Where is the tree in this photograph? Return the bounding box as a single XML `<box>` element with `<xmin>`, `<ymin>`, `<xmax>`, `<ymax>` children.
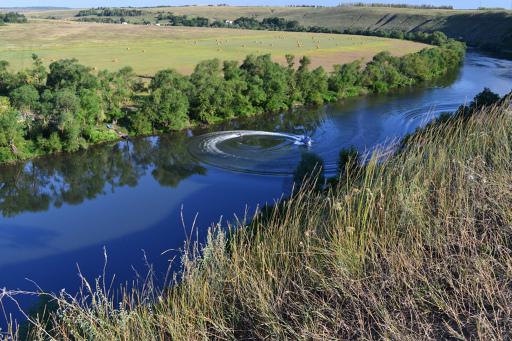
<box><xmin>220</xmin><ymin>61</ymin><xmax>253</xmax><ymax>117</ymax></box>
<box><xmin>362</xmin><ymin>52</ymin><xmax>410</xmax><ymax>93</ymax></box>
<box><xmin>98</xmin><ymin>67</ymin><xmax>136</xmax><ymax>122</ymax></box>
<box><xmin>296</xmin><ymin>56</ymin><xmax>329</xmax><ymax>105</ymax></box>
<box><xmin>0</xmin><ymin>96</ymin><xmax>11</xmax><ymax>115</ymax></box>
<box><xmin>189</xmin><ymin>59</ymin><xmax>225</xmax><ymax>123</ymax></box>
<box><xmin>0</xmin><ymin>60</ymin><xmax>14</xmax><ymax>95</ymax></box>
<box><xmin>10</xmin><ymin>84</ymin><xmax>40</xmax><ymax>113</ymax></box>
<box><xmin>399</xmin><ymin>52</ymin><xmax>431</xmax><ymax>82</ymax></box>
<box><xmin>241</xmin><ymin>54</ymin><xmax>291</xmax><ymax>113</ymax></box>
<box><xmin>78</xmin><ymin>88</ymin><xmax>105</xmax><ymax>126</ymax></box>
<box><xmin>470</xmin><ymin>87</ymin><xmax>501</xmax><ymax>110</ymax></box>
<box><xmin>285</xmin><ymin>54</ymin><xmax>295</xmax><ymax>69</ymax></box>
<box><xmin>144</xmin><ymin>69</ymin><xmax>191</xmax><ymax>130</ymax></box>
<box><xmin>46</xmin><ymin>59</ymin><xmax>97</xmax><ymax>90</ymax></box>
<box><xmin>457</xmin><ymin>88</ymin><xmax>502</xmax><ymax>117</ymax></box>
<box><xmin>329</xmin><ymin>61</ymin><xmax>364</xmax><ymax>98</ymax></box>
<box><xmin>41</xmin><ymin>87</ymin><xmax>84</xmax><ymax>152</ymax></box>
<box><xmin>28</xmin><ymin>54</ymin><xmax>48</xmax><ymax>89</ymax></box>
<box><xmin>431</xmin><ymin>31</ymin><xmax>449</xmax><ymax>46</ymax></box>
<box><xmin>0</xmin><ymin>109</ymin><xmax>25</xmax><ymax>159</ymax></box>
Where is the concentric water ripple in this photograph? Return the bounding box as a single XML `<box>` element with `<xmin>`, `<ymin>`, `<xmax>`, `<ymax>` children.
<box><xmin>188</xmin><ymin>130</ymin><xmax>332</xmax><ymax>175</ymax></box>
<box><xmin>403</xmin><ymin>103</ymin><xmax>460</xmax><ymax>120</ymax></box>
<box><xmin>188</xmin><ymin>101</ymin><xmax>462</xmax><ymax>175</ymax></box>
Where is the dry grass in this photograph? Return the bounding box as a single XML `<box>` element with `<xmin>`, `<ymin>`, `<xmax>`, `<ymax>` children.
<box><xmin>0</xmin><ymin>21</ymin><xmax>428</xmax><ymax>75</ymax></box>
<box><xmin>3</xmin><ymin>100</ymin><xmax>512</xmax><ymax>340</ymax></box>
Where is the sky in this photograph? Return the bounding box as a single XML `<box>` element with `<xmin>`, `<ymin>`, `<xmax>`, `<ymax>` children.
<box><xmin>0</xmin><ymin>0</ymin><xmax>511</xmax><ymax>9</ymax></box>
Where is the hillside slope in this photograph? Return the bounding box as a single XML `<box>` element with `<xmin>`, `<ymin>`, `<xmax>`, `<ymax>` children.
<box><xmin>163</xmin><ymin>6</ymin><xmax>512</xmax><ymax>52</ymax></box>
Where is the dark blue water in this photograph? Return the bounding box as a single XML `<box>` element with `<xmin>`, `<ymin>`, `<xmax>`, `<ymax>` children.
<box><xmin>0</xmin><ymin>51</ymin><xmax>511</xmax><ymax>321</ymax></box>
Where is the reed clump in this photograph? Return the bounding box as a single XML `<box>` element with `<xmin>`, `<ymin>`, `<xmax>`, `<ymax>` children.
<box><xmin>8</xmin><ymin>100</ymin><xmax>512</xmax><ymax>340</ymax></box>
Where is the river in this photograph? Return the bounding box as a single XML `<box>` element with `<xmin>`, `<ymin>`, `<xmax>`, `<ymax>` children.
<box><xmin>0</xmin><ymin>51</ymin><xmax>511</xmax><ymax>320</ymax></box>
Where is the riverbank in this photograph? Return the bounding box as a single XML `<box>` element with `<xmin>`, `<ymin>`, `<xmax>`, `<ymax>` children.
<box><xmin>0</xmin><ymin>34</ymin><xmax>465</xmax><ymax>165</ymax></box>
<box><xmin>11</xmin><ymin>96</ymin><xmax>512</xmax><ymax>340</ymax></box>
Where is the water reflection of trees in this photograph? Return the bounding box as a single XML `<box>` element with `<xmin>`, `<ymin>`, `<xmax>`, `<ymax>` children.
<box><xmin>0</xmin><ymin>132</ymin><xmax>206</xmax><ymax>217</ymax></box>
<box><xmin>199</xmin><ymin>105</ymin><xmax>326</xmax><ymax>137</ymax></box>
<box><xmin>0</xmin><ymin>106</ymin><xmax>326</xmax><ymax>217</ymax></box>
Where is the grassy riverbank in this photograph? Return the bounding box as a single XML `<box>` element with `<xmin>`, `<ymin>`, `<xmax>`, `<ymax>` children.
<box><xmin>8</xmin><ymin>98</ymin><xmax>512</xmax><ymax>340</ymax></box>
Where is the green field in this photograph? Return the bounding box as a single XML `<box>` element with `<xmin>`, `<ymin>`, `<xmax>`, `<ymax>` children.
<box><xmin>18</xmin><ymin>5</ymin><xmax>512</xmax><ymax>52</ymax></box>
<box><xmin>0</xmin><ymin>21</ymin><xmax>428</xmax><ymax>75</ymax></box>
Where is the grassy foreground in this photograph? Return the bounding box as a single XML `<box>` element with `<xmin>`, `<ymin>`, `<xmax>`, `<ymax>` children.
<box><xmin>6</xmin><ymin>99</ymin><xmax>512</xmax><ymax>339</ymax></box>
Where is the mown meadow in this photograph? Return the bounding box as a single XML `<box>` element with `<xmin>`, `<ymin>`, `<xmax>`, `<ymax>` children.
<box><xmin>0</xmin><ymin>21</ymin><xmax>429</xmax><ymax>75</ymax></box>
<box><xmin>22</xmin><ymin>5</ymin><xmax>512</xmax><ymax>53</ymax></box>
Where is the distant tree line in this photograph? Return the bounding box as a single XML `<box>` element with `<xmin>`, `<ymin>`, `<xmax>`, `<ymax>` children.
<box><xmin>477</xmin><ymin>7</ymin><xmax>506</xmax><ymax>10</ymax></box>
<box><xmin>339</xmin><ymin>3</ymin><xmax>454</xmax><ymax>10</ymax></box>
<box><xmin>76</xmin><ymin>17</ymin><xmax>121</xmax><ymax>24</ymax></box>
<box><xmin>286</xmin><ymin>4</ymin><xmax>324</xmax><ymax>7</ymax></box>
<box><xmin>75</xmin><ymin>7</ymin><xmax>147</xmax><ymax>17</ymax></box>
<box><xmin>0</xmin><ymin>35</ymin><xmax>464</xmax><ymax>163</ymax></box>
<box><xmin>0</xmin><ymin>12</ymin><xmax>27</xmax><ymax>24</ymax></box>
<box><xmin>156</xmin><ymin>13</ymin><xmax>210</xmax><ymax>27</ymax></box>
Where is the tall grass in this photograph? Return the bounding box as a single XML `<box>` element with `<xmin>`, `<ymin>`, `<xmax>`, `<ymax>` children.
<box><xmin>5</xmin><ymin>100</ymin><xmax>512</xmax><ymax>340</ymax></box>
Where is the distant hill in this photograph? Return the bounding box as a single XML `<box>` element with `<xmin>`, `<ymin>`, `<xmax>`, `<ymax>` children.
<box><xmin>0</xmin><ymin>7</ymin><xmax>70</xmax><ymax>13</ymax></box>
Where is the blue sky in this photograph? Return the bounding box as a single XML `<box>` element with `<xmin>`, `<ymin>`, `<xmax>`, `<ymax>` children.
<box><xmin>1</xmin><ymin>0</ymin><xmax>511</xmax><ymax>9</ymax></box>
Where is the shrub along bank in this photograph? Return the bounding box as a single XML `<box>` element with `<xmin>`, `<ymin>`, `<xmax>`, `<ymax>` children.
<box><xmin>0</xmin><ymin>12</ymin><xmax>27</xmax><ymax>25</ymax></box>
<box><xmin>0</xmin><ymin>33</ymin><xmax>465</xmax><ymax>164</ymax></box>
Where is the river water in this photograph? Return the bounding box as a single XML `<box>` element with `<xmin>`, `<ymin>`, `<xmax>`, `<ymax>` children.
<box><xmin>0</xmin><ymin>51</ymin><xmax>511</xmax><ymax>318</ymax></box>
